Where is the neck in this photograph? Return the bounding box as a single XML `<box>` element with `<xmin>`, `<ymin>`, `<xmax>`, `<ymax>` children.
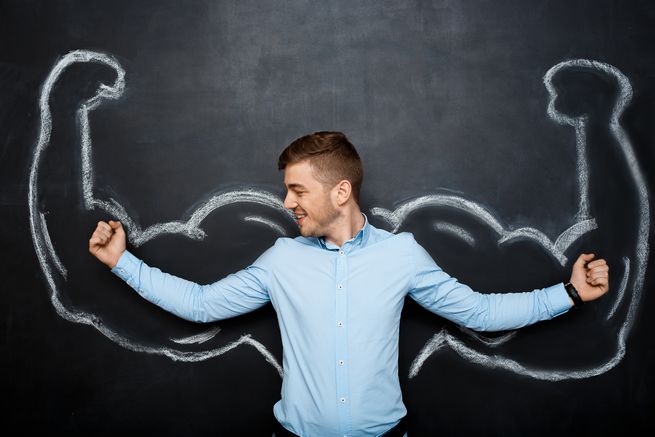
<box><xmin>324</xmin><ymin>208</ymin><xmax>365</xmax><ymax>247</ymax></box>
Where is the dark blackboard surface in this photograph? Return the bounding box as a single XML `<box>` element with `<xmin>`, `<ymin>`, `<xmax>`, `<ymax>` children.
<box><xmin>2</xmin><ymin>0</ymin><xmax>655</xmax><ymax>435</ymax></box>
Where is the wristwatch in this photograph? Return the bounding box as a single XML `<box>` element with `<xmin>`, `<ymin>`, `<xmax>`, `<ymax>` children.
<box><xmin>564</xmin><ymin>282</ymin><xmax>584</xmax><ymax>308</ymax></box>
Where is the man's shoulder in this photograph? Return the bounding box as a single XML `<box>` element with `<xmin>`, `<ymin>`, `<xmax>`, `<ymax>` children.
<box><xmin>366</xmin><ymin>222</ymin><xmax>418</xmax><ymax>248</ymax></box>
<box><xmin>252</xmin><ymin>236</ymin><xmax>308</xmax><ymax>265</ymax></box>
<box><xmin>276</xmin><ymin>235</ymin><xmax>318</xmax><ymax>249</ymax></box>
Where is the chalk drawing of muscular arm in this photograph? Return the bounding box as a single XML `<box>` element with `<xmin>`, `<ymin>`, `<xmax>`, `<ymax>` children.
<box><xmin>29</xmin><ymin>50</ymin><xmax>297</xmax><ymax>376</ymax></box>
<box><xmin>371</xmin><ymin>59</ymin><xmax>649</xmax><ymax>381</ymax></box>
<box><xmin>29</xmin><ymin>51</ymin><xmax>648</xmax><ymax>382</ymax></box>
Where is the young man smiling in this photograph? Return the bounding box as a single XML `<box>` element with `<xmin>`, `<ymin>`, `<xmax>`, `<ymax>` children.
<box><xmin>280</xmin><ymin>132</ymin><xmax>364</xmax><ymax>247</ymax></box>
<box><xmin>89</xmin><ymin>131</ymin><xmax>609</xmax><ymax>437</ymax></box>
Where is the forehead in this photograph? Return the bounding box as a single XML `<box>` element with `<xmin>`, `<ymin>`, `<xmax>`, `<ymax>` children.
<box><xmin>283</xmin><ymin>160</ymin><xmax>321</xmax><ymax>188</ymax></box>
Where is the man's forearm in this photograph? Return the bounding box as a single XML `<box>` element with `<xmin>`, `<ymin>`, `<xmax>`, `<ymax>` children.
<box><xmin>111</xmin><ymin>250</ymin><xmax>215</xmax><ymax>322</ymax></box>
<box><xmin>466</xmin><ymin>282</ymin><xmax>573</xmax><ymax>332</ymax></box>
<box><xmin>111</xmin><ymin>249</ymin><xmax>272</xmax><ymax>323</ymax></box>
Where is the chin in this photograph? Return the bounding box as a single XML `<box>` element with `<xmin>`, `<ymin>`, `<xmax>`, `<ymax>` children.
<box><xmin>300</xmin><ymin>228</ymin><xmax>316</xmax><ymax>237</ymax></box>
<box><xmin>299</xmin><ymin>223</ymin><xmax>321</xmax><ymax>238</ymax></box>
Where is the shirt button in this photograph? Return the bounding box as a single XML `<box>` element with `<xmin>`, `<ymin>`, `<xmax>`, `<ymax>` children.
<box><xmin>337</xmin><ymin>284</ymin><xmax>343</xmax><ymax>290</ymax></box>
<box><xmin>338</xmin><ymin>359</ymin><xmax>344</xmax><ymax>366</ymax></box>
<box><xmin>340</xmin><ymin>397</ymin><xmax>346</xmax><ymax>403</ymax></box>
<box><xmin>339</xmin><ymin>250</ymin><xmax>345</xmax><ymax>255</ymax></box>
<box><xmin>337</xmin><ymin>321</ymin><xmax>343</xmax><ymax>327</ymax></box>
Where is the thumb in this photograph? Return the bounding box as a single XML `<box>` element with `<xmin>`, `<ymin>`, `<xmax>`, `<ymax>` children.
<box><xmin>108</xmin><ymin>220</ymin><xmax>122</xmax><ymax>229</ymax></box>
<box><xmin>576</xmin><ymin>253</ymin><xmax>595</xmax><ymax>266</ymax></box>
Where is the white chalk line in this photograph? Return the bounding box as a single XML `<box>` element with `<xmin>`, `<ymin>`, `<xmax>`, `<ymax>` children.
<box><xmin>244</xmin><ymin>215</ymin><xmax>287</xmax><ymax>236</ymax></box>
<box><xmin>388</xmin><ymin>59</ymin><xmax>649</xmax><ymax>381</ymax></box>
<box><xmin>372</xmin><ymin>194</ymin><xmax>591</xmax><ymax>266</ymax></box>
<box><xmin>432</xmin><ymin>221</ymin><xmax>475</xmax><ymax>247</ymax></box>
<box><xmin>409</xmin><ymin>329</ymin><xmax>625</xmax><ymax>381</ymax></box>
<box><xmin>170</xmin><ymin>326</ymin><xmax>222</xmax><ymax>345</ymax></box>
<box><xmin>553</xmin><ymin>219</ymin><xmax>597</xmax><ymax>253</ymax></box>
<box><xmin>39</xmin><ymin>211</ymin><xmax>67</xmax><ymax>279</ymax></box>
<box><xmin>456</xmin><ymin>326</ymin><xmax>518</xmax><ymax>347</ymax></box>
<box><xmin>90</xmin><ymin>190</ymin><xmax>292</xmax><ymax>247</ymax></box>
<box><xmin>29</xmin><ymin>49</ymin><xmax>286</xmax><ymax>375</ymax></box>
<box><xmin>607</xmin><ymin>257</ymin><xmax>630</xmax><ymax>321</ymax></box>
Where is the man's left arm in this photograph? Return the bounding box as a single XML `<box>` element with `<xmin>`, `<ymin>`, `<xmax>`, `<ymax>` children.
<box><xmin>407</xmin><ymin>237</ymin><xmax>609</xmax><ymax>332</ymax></box>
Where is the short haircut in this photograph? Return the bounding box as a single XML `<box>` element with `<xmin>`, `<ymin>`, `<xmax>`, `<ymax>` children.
<box><xmin>278</xmin><ymin>131</ymin><xmax>364</xmax><ymax>203</ymax></box>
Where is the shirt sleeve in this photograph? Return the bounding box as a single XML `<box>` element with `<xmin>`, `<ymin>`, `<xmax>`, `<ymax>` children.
<box><xmin>110</xmin><ymin>245</ymin><xmax>273</xmax><ymax>323</ymax></box>
<box><xmin>407</xmin><ymin>236</ymin><xmax>573</xmax><ymax>332</ymax></box>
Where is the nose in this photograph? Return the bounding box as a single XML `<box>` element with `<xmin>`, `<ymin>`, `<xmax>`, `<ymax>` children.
<box><xmin>283</xmin><ymin>191</ymin><xmax>297</xmax><ymax>210</ymax></box>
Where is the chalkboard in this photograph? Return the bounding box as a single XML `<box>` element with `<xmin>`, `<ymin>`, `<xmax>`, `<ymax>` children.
<box><xmin>2</xmin><ymin>0</ymin><xmax>654</xmax><ymax>435</ymax></box>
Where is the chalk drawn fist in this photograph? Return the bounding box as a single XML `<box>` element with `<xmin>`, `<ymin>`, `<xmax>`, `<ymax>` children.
<box><xmin>88</xmin><ymin>220</ymin><xmax>125</xmax><ymax>268</ymax></box>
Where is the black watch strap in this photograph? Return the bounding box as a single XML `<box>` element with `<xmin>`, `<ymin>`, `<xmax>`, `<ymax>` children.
<box><xmin>564</xmin><ymin>282</ymin><xmax>584</xmax><ymax>308</ymax></box>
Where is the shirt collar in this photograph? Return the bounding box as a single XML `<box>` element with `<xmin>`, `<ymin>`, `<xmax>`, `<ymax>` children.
<box><xmin>318</xmin><ymin>212</ymin><xmax>370</xmax><ymax>251</ymax></box>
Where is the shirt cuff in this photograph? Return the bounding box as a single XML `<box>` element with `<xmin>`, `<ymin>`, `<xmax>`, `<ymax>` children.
<box><xmin>110</xmin><ymin>250</ymin><xmax>141</xmax><ymax>284</ymax></box>
<box><xmin>546</xmin><ymin>282</ymin><xmax>574</xmax><ymax>318</ymax></box>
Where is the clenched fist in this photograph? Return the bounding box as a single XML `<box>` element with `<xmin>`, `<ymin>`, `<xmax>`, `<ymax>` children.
<box><xmin>569</xmin><ymin>253</ymin><xmax>609</xmax><ymax>302</ymax></box>
<box><xmin>89</xmin><ymin>220</ymin><xmax>126</xmax><ymax>268</ymax></box>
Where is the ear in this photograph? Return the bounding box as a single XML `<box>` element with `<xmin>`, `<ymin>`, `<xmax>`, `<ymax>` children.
<box><xmin>333</xmin><ymin>180</ymin><xmax>352</xmax><ymax>206</ymax></box>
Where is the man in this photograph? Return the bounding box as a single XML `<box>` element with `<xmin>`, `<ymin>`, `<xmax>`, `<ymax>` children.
<box><xmin>89</xmin><ymin>131</ymin><xmax>609</xmax><ymax>437</ymax></box>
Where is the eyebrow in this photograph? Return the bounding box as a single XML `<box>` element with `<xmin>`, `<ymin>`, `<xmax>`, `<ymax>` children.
<box><xmin>286</xmin><ymin>183</ymin><xmax>307</xmax><ymax>190</ymax></box>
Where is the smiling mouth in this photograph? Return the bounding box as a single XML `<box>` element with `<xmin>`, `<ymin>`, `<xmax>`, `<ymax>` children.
<box><xmin>295</xmin><ymin>213</ymin><xmax>307</xmax><ymax>224</ymax></box>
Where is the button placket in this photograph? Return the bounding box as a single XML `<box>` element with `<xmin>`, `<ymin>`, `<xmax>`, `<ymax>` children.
<box><xmin>334</xmin><ymin>245</ymin><xmax>350</xmax><ymax>431</ymax></box>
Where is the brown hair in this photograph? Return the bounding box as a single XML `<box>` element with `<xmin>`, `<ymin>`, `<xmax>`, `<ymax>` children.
<box><xmin>278</xmin><ymin>131</ymin><xmax>364</xmax><ymax>203</ymax></box>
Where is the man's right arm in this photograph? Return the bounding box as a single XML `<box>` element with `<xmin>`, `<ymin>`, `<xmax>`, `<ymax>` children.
<box><xmin>110</xmin><ymin>249</ymin><xmax>271</xmax><ymax>323</ymax></box>
<box><xmin>89</xmin><ymin>219</ymin><xmax>272</xmax><ymax>323</ymax></box>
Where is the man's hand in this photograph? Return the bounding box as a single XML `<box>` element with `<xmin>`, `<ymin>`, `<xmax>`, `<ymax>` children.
<box><xmin>569</xmin><ymin>253</ymin><xmax>609</xmax><ymax>302</ymax></box>
<box><xmin>89</xmin><ymin>220</ymin><xmax>126</xmax><ymax>269</ymax></box>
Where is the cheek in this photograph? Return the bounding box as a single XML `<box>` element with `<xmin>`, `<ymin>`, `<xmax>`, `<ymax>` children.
<box><xmin>317</xmin><ymin>196</ymin><xmax>332</xmax><ymax>211</ymax></box>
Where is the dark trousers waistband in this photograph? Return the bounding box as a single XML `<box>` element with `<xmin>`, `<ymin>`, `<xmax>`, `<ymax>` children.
<box><xmin>272</xmin><ymin>416</ymin><xmax>407</xmax><ymax>437</ymax></box>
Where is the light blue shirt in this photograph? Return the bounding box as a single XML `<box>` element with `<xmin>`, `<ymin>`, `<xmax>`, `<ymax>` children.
<box><xmin>111</xmin><ymin>213</ymin><xmax>572</xmax><ymax>437</ymax></box>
